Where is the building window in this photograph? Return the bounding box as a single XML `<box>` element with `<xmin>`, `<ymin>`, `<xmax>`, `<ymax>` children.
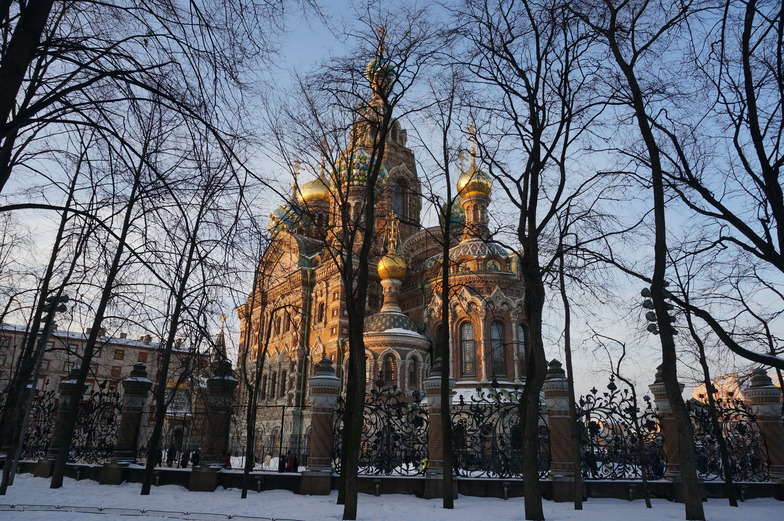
<box><xmin>280</xmin><ymin>370</ymin><xmax>287</xmax><ymax>397</ymax></box>
<box><xmin>111</xmin><ymin>366</ymin><xmax>122</xmax><ymax>378</ymax></box>
<box><xmin>460</xmin><ymin>322</ymin><xmax>475</xmax><ymax>377</ymax></box>
<box><xmin>270</xmin><ymin>372</ymin><xmax>277</xmax><ymax>398</ymax></box>
<box><xmin>63</xmin><ymin>361</ymin><xmax>75</xmax><ymax>372</ymax></box>
<box><xmin>138</xmin><ymin>351</ymin><xmax>148</xmax><ymax>363</ymax></box>
<box><xmin>393</xmin><ymin>180</ymin><xmax>406</xmax><ymax>218</ymax></box>
<box><xmin>383</xmin><ymin>354</ymin><xmax>396</xmax><ymax>386</ymax></box>
<box><xmin>261</xmin><ymin>374</ymin><xmax>268</xmax><ymax>399</ymax></box>
<box><xmin>408</xmin><ymin>358</ymin><xmax>418</xmax><ymax>389</ymax></box>
<box><xmin>491</xmin><ymin>321</ymin><xmax>506</xmax><ymax>377</ymax></box>
<box><xmin>517</xmin><ymin>324</ymin><xmax>526</xmax><ymax>372</ymax></box>
<box><xmin>318</xmin><ymin>302</ymin><xmax>326</xmax><ymax>322</ymax></box>
<box><xmin>114</xmin><ymin>349</ymin><xmax>125</xmax><ymax>360</ymax></box>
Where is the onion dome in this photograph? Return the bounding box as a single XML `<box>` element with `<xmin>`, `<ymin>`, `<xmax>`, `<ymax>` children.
<box><xmin>457</xmin><ymin>163</ymin><xmax>492</xmax><ymax>198</ymax></box>
<box><xmin>364</xmin><ymin>312</ymin><xmax>418</xmax><ymax>333</ymax></box>
<box><xmin>298</xmin><ymin>176</ymin><xmax>331</xmax><ymax>203</ymax></box>
<box><xmin>333</xmin><ymin>149</ymin><xmax>388</xmax><ymax>189</ymax></box>
<box><xmin>377</xmin><ymin>214</ymin><xmax>406</xmax><ymax>280</ymax></box>
<box><xmin>377</xmin><ymin>250</ymin><xmax>406</xmax><ymax>280</ymax></box>
<box><xmin>268</xmin><ymin>203</ymin><xmax>306</xmax><ymax>233</ymax></box>
<box><xmin>438</xmin><ymin>196</ymin><xmax>465</xmax><ymax>228</ymax></box>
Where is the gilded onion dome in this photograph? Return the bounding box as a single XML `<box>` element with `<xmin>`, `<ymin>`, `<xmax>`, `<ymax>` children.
<box><xmin>457</xmin><ymin>124</ymin><xmax>492</xmax><ymax>198</ymax></box>
<box><xmin>377</xmin><ymin>250</ymin><xmax>407</xmax><ymax>280</ymax></box>
<box><xmin>298</xmin><ymin>175</ymin><xmax>331</xmax><ymax>203</ymax></box>
<box><xmin>377</xmin><ymin>215</ymin><xmax>406</xmax><ymax>280</ymax></box>
<box><xmin>456</xmin><ymin>162</ymin><xmax>492</xmax><ymax>198</ymax></box>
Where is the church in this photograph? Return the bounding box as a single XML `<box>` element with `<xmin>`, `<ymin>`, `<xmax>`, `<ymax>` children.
<box><xmin>237</xmin><ymin>54</ymin><xmax>528</xmax><ymax>459</ymax></box>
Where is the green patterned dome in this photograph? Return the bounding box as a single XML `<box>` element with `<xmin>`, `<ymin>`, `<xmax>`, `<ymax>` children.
<box><xmin>268</xmin><ymin>203</ymin><xmax>307</xmax><ymax>233</ymax></box>
<box><xmin>364</xmin><ymin>312</ymin><xmax>418</xmax><ymax>334</ymax></box>
<box><xmin>333</xmin><ymin>149</ymin><xmax>388</xmax><ymax>189</ymax></box>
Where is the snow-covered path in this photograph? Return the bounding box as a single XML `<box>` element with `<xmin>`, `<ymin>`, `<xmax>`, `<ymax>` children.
<box><xmin>0</xmin><ymin>474</ymin><xmax>781</xmax><ymax>520</ymax></box>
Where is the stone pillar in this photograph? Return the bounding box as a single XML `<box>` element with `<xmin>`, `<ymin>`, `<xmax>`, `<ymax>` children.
<box><xmin>743</xmin><ymin>368</ymin><xmax>784</xmax><ymax>483</ymax></box>
<box><xmin>115</xmin><ymin>363</ymin><xmax>153</xmax><ymax>462</ymax></box>
<box><xmin>301</xmin><ymin>356</ymin><xmax>340</xmax><ymax>495</ymax></box>
<box><xmin>191</xmin><ymin>359</ymin><xmax>238</xmax><ymax>492</ymax></box>
<box><xmin>648</xmin><ymin>365</ymin><xmax>684</xmax><ymax>482</ymax></box>
<box><xmin>543</xmin><ymin>359</ymin><xmax>577</xmax><ymax>502</ymax></box>
<box><xmin>100</xmin><ymin>363</ymin><xmax>152</xmax><ymax>484</ymax></box>
<box><xmin>35</xmin><ymin>368</ymin><xmax>83</xmax><ymax>477</ymax></box>
<box><xmin>203</xmin><ymin>359</ymin><xmax>238</xmax><ymax>467</ymax></box>
<box><xmin>423</xmin><ymin>360</ymin><xmax>456</xmax><ymax>499</ymax></box>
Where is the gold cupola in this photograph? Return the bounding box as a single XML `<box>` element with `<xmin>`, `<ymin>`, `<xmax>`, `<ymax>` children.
<box><xmin>377</xmin><ymin>214</ymin><xmax>407</xmax><ymax>281</ymax></box>
<box><xmin>456</xmin><ymin>125</ymin><xmax>492</xmax><ymax>198</ymax></box>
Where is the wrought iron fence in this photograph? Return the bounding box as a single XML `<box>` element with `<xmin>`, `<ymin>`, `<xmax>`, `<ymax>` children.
<box><xmin>69</xmin><ymin>381</ymin><xmax>122</xmax><ymax>464</ymax></box>
<box><xmin>451</xmin><ymin>386</ymin><xmax>550</xmax><ymax>479</ymax></box>
<box><xmin>333</xmin><ymin>386</ymin><xmax>429</xmax><ymax>476</ymax></box>
<box><xmin>19</xmin><ymin>380</ymin><xmax>122</xmax><ymax>464</ymax></box>
<box><xmin>21</xmin><ymin>386</ymin><xmax>58</xmax><ymax>460</ymax></box>
<box><xmin>577</xmin><ymin>377</ymin><xmax>665</xmax><ymax>480</ymax></box>
<box><xmin>689</xmin><ymin>394</ymin><xmax>769</xmax><ymax>482</ymax></box>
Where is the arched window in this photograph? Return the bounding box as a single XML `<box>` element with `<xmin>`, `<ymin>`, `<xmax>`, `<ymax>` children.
<box><xmin>393</xmin><ymin>180</ymin><xmax>406</xmax><ymax>218</ymax></box>
<box><xmin>408</xmin><ymin>358</ymin><xmax>418</xmax><ymax>389</ymax></box>
<box><xmin>491</xmin><ymin>321</ymin><xmax>506</xmax><ymax>377</ymax></box>
<box><xmin>383</xmin><ymin>354</ymin><xmax>396</xmax><ymax>386</ymax></box>
<box><xmin>517</xmin><ymin>324</ymin><xmax>526</xmax><ymax>373</ymax></box>
<box><xmin>270</xmin><ymin>372</ymin><xmax>277</xmax><ymax>398</ymax></box>
<box><xmin>317</xmin><ymin>302</ymin><xmax>326</xmax><ymax>323</ymax></box>
<box><xmin>280</xmin><ymin>370</ymin><xmax>287</xmax><ymax>397</ymax></box>
<box><xmin>261</xmin><ymin>374</ymin><xmax>268</xmax><ymax>399</ymax></box>
<box><xmin>460</xmin><ymin>322</ymin><xmax>475</xmax><ymax>377</ymax></box>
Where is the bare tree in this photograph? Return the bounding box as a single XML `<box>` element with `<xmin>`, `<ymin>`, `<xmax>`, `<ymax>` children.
<box><xmin>455</xmin><ymin>1</ymin><xmax>599</xmax><ymax>518</ymax></box>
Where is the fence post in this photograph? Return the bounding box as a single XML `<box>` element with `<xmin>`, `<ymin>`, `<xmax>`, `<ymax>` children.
<box><xmin>301</xmin><ymin>356</ymin><xmax>340</xmax><ymax>495</ymax></box>
<box><xmin>543</xmin><ymin>359</ymin><xmax>576</xmax><ymax>502</ymax></box>
<box><xmin>190</xmin><ymin>359</ymin><xmax>237</xmax><ymax>491</ymax></box>
<box><xmin>34</xmin><ymin>368</ymin><xmax>83</xmax><ymax>477</ymax></box>
<box><xmin>743</xmin><ymin>368</ymin><xmax>784</xmax><ymax>487</ymax></box>
<box><xmin>100</xmin><ymin>363</ymin><xmax>152</xmax><ymax>484</ymax></box>
<box><xmin>648</xmin><ymin>364</ymin><xmax>686</xmax><ymax>499</ymax></box>
<box><xmin>423</xmin><ymin>361</ymin><xmax>455</xmax><ymax>499</ymax></box>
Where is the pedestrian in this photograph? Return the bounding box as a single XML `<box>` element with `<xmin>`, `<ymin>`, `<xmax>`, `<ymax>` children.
<box><xmin>191</xmin><ymin>448</ymin><xmax>201</xmax><ymax>468</ymax></box>
<box><xmin>180</xmin><ymin>449</ymin><xmax>190</xmax><ymax>469</ymax></box>
<box><xmin>278</xmin><ymin>453</ymin><xmax>286</xmax><ymax>473</ymax></box>
<box><xmin>224</xmin><ymin>450</ymin><xmax>232</xmax><ymax>469</ymax></box>
<box><xmin>166</xmin><ymin>444</ymin><xmax>175</xmax><ymax>467</ymax></box>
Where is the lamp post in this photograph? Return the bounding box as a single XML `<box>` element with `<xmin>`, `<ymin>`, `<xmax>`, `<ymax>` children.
<box><xmin>7</xmin><ymin>292</ymin><xmax>69</xmax><ymax>485</ymax></box>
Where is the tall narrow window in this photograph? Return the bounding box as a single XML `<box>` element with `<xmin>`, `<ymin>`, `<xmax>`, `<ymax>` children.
<box><xmin>460</xmin><ymin>322</ymin><xmax>475</xmax><ymax>377</ymax></box>
<box><xmin>383</xmin><ymin>354</ymin><xmax>396</xmax><ymax>386</ymax></box>
<box><xmin>491</xmin><ymin>321</ymin><xmax>506</xmax><ymax>377</ymax></box>
<box><xmin>408</xmin><ymin>358</ymin><xmax>418</xmax><ymax>389</ymax></box>
<box><xmin>393</xmin><ymin>181</ymin><xmax>405</xmax><ymax>218</ymax></box>
<box><xmin>517</xmin><ymin>324</ymin><xmax>526</xmax><ymax>373</ymax></box>
<box><xmin>280</xmin><ymin>370</ymin><xmax>287</xmax><ymax>397</ymax></box>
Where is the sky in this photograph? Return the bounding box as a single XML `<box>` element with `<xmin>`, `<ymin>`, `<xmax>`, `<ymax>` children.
<box><xmin>1</xmin><ymin>473</ymin><xmax>781</xmax><ymax>521</ymax></box>
<box><xmin>2</xmin><ymin>0</ymin><xmax>779</xmax><ymax>403</ymax></box>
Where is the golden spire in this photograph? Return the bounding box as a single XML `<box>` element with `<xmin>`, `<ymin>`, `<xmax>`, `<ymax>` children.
<box><xmin>466</xmin><ymin>123</ymin><xmax>477</xmax><ymax>169</ymax></box>
<box><xmin>377</xmin><ymin>211</ymin><xmax>406</xmax><ymax>281</ymax></box>
<box><xmin>291</xmin><ymin>159</ymin><xmax>302</xmax><ymax>196</ymax></box>
<box><xmin>387</xmin><ymin>210</ymin><xmax>400</xmax><ymax>253</ymax></box>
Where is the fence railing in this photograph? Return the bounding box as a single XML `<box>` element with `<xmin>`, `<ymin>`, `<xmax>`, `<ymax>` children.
<box><xmin>577</xmin><ymin>377</ymin><xmax>665</xmax><ymax>480</ymax></box>
<box><xmin>333</xmin><ymin>386</ymin><xmax>429</xmax><ymax>476</ymax></box>
<box><xmin>452</xmin><ymin>387</ymin><xmax>550</xmax><ymax>479</ymax></box>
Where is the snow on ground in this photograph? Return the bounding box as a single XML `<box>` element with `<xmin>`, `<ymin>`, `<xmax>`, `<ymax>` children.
<box><xmin>0</xmin><ymin>474</ymin><xmax>781</xmax><ymax>521</ymax></box>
